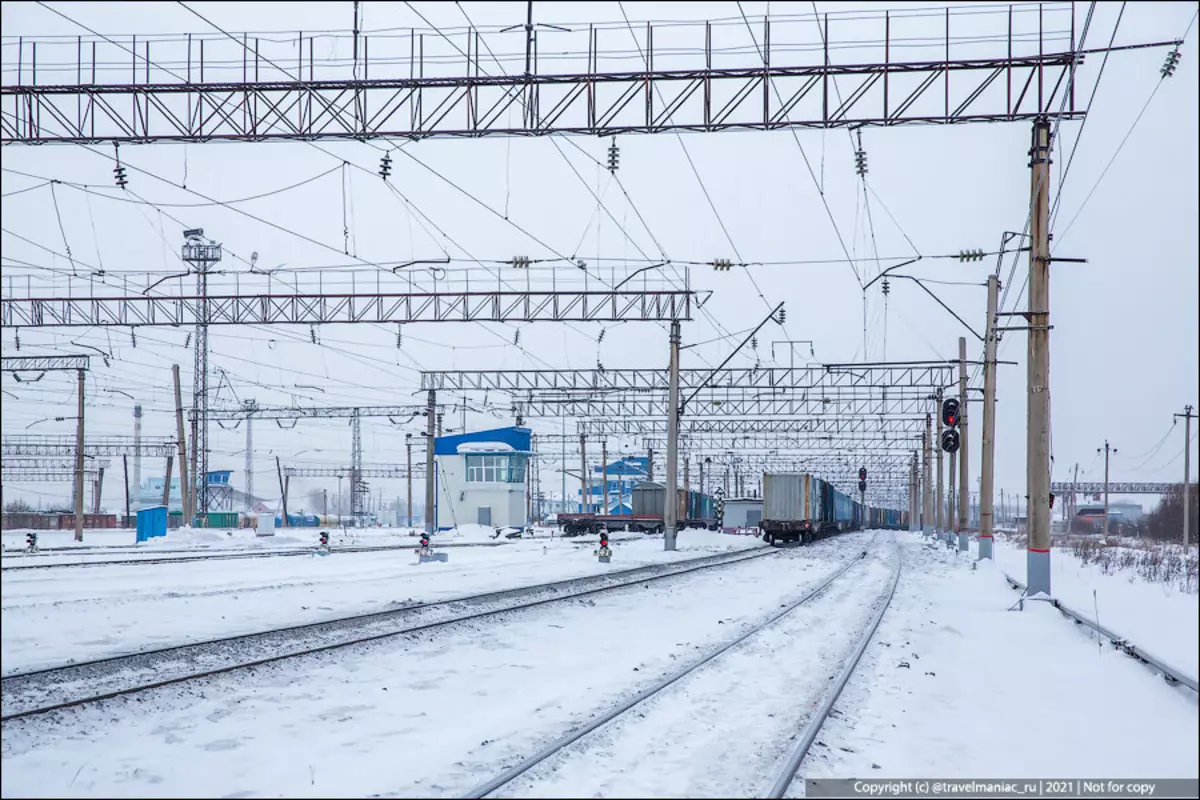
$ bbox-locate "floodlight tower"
[181,228,221,517]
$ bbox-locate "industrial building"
[720,497,764,531]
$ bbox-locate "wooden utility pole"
[1026,116,1053,596]
[979,273,999,558]
[1176,406,1196,554]
[172,364,190,522]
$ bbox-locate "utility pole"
[949,448,957,538]
[957,336,969,551]
[406,434,413,528]
[664,320,681,550]
[425,389,436,535]
[936,388,944,537]
[579,433,588,514]
[276,455,289,527]
[123,453,131,527]
[1175,406,1196,554]
[683,455,691,521]
[132,404,142,512]
[601,439,608,516]
[243,399,257,512]
[162,455,173,507]
[1100,440,1116,537]
[647,445,654,481]
[1026,116,1053,596]
[909,451,918,532]
[172,365,190,522]
[979,274,999,559]
[93,466,105,514]
[74,367,85,541]
[923,414,933,536]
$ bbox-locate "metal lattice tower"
[181,229,221,516]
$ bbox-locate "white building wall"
[723,500,764,529]
[436,455,526,528]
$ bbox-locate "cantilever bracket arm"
[861,257,922,291]
[890,274,984,341]
[680,301,784,414]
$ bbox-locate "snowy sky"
[1,1,1197,511]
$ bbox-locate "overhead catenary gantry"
[2,434,175,458]
[5,4,1165,145]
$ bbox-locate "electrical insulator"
[113,164,128,189]
[598,328,606,343]
[514,329,521,345]
[854,149,868,177]
[597,361,606,373]
[1162,49,1181,78]
[882,277,890,296]
[379,152,393,179]
[310,325,318,344]
[751,337,758,350]
[607,137,619,173]
[511,256,531,268]
[712,258,732,271]
[776,306,786,324]
[396,325,403,349]
[958,249,985,262]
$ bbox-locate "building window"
[465,454,527,483]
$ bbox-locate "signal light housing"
[941,397,961,428]
[941,428,961,453]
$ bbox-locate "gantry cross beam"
[578,417,927,436]
[421,365,957,392]
[2,434,175,458]
[1051,482,1197,495]
[5,5,1171,145]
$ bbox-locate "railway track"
[461,534,901,799]
[0,532,645,570]
[1003,574,1198,693]
[1,545,778,722]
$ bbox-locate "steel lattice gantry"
[2,4,1139,145]
[203,404,430,521]
[1,286,693,328]
[1050,482,1196,495]
[578,417,927,437]
[284,464,426,479]
[2,434,176,458]
[421,364,957,393]
[516,393,936,418]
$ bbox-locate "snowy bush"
[1066,535,1198,595]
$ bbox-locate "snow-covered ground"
[992,535,1199,678]
[2,529,1196,798]
[1,533,866,798]
[1,527,759,674]
[810,534,1199,785]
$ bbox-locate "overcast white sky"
[1,1,1197,514]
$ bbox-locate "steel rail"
[1,547,779,720]
[462,537,881,799]
[767,537,903,797]
[0,538,525,570]
[1004,574,1198,693]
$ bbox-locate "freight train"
[760,472,909,545]
[558,481,718,536]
